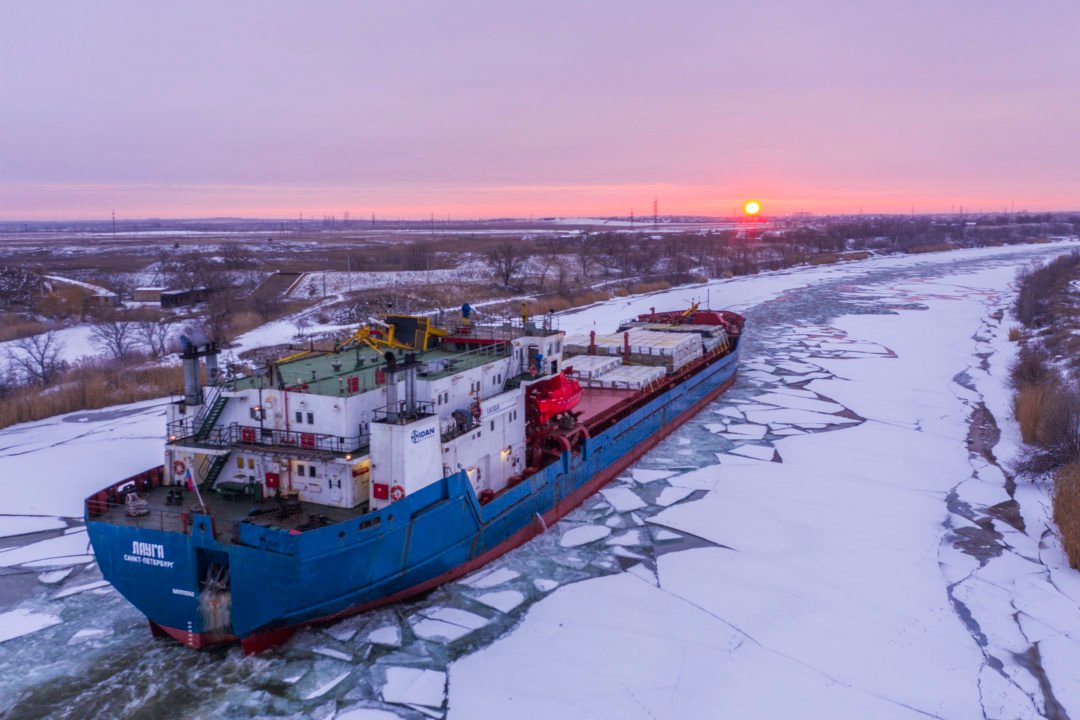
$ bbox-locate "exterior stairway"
[198,453,230,492]
[194,392,228,442]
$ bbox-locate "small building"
[160,288,212,309]
[132,287,166,303]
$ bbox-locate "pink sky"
[2,1,1078,220]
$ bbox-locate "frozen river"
[1,242,1079,719]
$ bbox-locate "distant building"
[160,288,212,308]
[132,286,212,308]
[132,287,166,303]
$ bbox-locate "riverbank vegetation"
[1009,251,1080,566]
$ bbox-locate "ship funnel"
[178,330,220,405]
[384,351,399,423]
[404,353,417,417]
[180,333,203,405]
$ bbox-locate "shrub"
[1010,343,1051,388]
[1008,326,1023,342]
[1053,463,1080,568]
[0,359,180,429]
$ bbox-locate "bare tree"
[219,243,256,271]
[90,317,139,359]
[200,294,234,345]
[574,235,599,282]
[484,241,527,288]
[7,330,67,384]
[136,318,175,359]
[104,273,135,304]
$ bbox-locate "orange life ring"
[390,484,406,501]
[173,460,186,476]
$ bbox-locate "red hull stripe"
[153,373,737,654]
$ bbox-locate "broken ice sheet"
[302,669,351,700]
[0,608,62,643]
[460,566,518,589]
[51,579,110,600]
[410,607,488,642]
[721,423,768,440]
[0,516,67,538]
[655,486,695,507]
[605,529,642,546]
[599,487,646,513]
[744,408,854,426]
[0,530,91,568]
[752,392,845,414]
[558,525,611,548]
[337,708,404,720]
[472,590,525,613]
[630,468,676,483]
[366,624,402,647]
[382,667,446,709]
[727,445,777,462]
[37,568,73,584]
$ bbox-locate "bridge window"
[295,411,303,423]
[297,465,306,477]
[307,412,314,424]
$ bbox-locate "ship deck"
[575,387,638,427]
[93,484,368,544]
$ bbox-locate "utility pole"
[111,210,116,241]
[630,209,634,230]
[653,197,658,228]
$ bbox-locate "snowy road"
[1,242,1079,719]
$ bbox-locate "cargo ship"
[85,303,744,653]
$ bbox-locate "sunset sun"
[744,200,761,216]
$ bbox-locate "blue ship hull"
[87,345,739,652]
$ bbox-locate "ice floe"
[460,566,518,589]
[599,487,646,513]
[366,625,402,647]
[558,525,611,548]
[0,609,61,643]
[410,608,488,642]
[382,667,446,709]
[0,516,66,538]
[473,590,525,613]
[630,468,676,483]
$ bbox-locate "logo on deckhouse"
[410,427,436,443]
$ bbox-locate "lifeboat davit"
[527,372,583,426]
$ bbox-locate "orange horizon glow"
[0,181,1072,223]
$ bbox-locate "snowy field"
[0,241,1078,719]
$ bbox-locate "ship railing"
[372,401,436,424]
[84,465,184,532]
[165,379,227,441]
[169,422,368,455]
